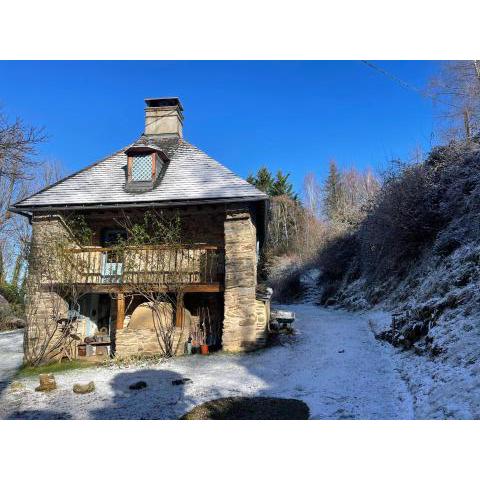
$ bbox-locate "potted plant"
[198,307,210,355]
[190,326,201,354]
[195,324,208,355]
[185,336,193,355]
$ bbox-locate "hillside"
[274,140,480,415]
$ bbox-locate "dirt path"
[0,307,413,419]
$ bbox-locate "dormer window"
[125,145,167,193]
[131,154,154,181]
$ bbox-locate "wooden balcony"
[62,244,224,293]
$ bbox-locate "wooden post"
[175,293,184,328]
[116,293,125,330]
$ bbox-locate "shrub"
[314,233,360,304]
[0,282,25,331]
[270,263,306,303]
[0,282,24,306]
[358,160,445,283]
[0,304,25,331]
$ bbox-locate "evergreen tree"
[247,166,274,193]
[246,173,256,185]
[247,167,297,200]
[323,159,344,222]
[271,170,297,200]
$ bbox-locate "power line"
[361,60,456,108]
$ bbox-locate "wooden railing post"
[66,244,225,287]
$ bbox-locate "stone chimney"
[144,97,184,138]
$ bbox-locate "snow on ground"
[0,306,413,420]
[0,330,23,396]
[368,311,480,419]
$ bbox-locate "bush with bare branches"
[113,211,194,357]
[23,216,84,365]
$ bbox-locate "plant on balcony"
[65,213,93,246]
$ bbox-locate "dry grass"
[16,359,97,378]
[180,396,310,420]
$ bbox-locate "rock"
[73,381,95,394]
[35,374,56,392]
[129,381,147,390]
[172,378,192,386]
[6,317,26,329]
[434,237,461,257]
[10,381,25,391]
[338,349,345,353]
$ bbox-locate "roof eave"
[10,195,269,215]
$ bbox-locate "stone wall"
[222,206,266,352]
[115,304,192,358]
[24,215,72,363]
[254,299,269,348]
[24,291,70,362]
[115,324,190,358]
[82,205,225,247]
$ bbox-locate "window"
[125,148,163,193]
[101,228,127,247]
[131,154,152,181]
[101,228,127,273]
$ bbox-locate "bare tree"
[24,216,85,365]
[0,110,46,180]
[113,211,200,357]
[322,161,380,231]
[303,172,322,218]
[429,60,480,142]
[0,109,63,294]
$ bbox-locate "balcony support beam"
[175,292,184,328]
[116,293,125,330]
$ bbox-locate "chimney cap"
[145,97,183,110]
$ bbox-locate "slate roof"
[13,136,267,211]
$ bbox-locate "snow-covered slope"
[278,143,480,418]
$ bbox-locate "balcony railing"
[63,244,224,287]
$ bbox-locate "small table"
[78,341,111,357]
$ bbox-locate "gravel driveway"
[0,329,23,395]
[0,306,413,419]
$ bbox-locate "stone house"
[11,98,269,360]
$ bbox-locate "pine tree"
[255,167,275,193]
[247,167,297,200]
[271,170,297,200]
[247,167,274,193]
[323,159,344,222]
[246,173,256,185]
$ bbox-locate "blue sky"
[0,61,441,194]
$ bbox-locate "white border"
[1,1,479,476]
[0,0,478,59]
[0,420,479,478]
